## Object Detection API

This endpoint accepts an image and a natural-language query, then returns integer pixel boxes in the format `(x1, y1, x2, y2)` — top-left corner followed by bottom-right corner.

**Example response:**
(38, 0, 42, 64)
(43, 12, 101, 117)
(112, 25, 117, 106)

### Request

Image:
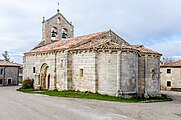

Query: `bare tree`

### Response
(2, 51, 10, 61)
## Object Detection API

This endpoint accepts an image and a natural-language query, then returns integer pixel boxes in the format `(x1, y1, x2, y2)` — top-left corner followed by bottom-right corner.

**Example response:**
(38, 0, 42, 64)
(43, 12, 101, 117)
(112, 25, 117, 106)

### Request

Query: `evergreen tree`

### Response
(2, 51, 10, 61)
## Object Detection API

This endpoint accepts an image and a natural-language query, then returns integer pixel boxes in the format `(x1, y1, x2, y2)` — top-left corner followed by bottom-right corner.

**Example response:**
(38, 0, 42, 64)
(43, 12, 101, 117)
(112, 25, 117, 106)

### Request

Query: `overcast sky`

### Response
(0, 0, 181, 63)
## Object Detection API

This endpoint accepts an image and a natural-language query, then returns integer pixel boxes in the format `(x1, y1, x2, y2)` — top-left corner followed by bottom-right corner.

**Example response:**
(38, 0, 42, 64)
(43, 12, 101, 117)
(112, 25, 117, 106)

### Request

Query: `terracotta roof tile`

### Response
(70, 39, 134, 50)
(132, 45, 160, 54)
(161, 60, 181, 67)
(25, 30, 160, 55)
(26, 30, 110, 53)
(0, 60, 21, 67)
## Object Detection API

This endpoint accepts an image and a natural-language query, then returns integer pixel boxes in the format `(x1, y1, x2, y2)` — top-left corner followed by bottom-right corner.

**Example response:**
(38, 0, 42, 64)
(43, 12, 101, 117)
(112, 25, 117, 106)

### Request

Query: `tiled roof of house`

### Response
(0, 60, 21, 67)
(131, 45, 160, 54)
(25, 30, 160, 55)
(161, 60, 181, 67)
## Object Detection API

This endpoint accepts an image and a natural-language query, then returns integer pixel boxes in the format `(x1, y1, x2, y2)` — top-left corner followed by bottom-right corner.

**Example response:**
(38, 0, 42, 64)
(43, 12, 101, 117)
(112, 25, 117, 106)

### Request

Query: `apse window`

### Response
(152, 69, 156, 80)
(167, 81, 171, 87)
(61, 60, 63, 68)
(33, 67, 36, 73)
(80, 69, 83, 78)
(167, 69, 171, 74)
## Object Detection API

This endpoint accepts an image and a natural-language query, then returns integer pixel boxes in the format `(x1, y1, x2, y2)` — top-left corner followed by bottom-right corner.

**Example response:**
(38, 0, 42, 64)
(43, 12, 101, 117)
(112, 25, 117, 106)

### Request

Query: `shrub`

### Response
(20, 78, 34, 89)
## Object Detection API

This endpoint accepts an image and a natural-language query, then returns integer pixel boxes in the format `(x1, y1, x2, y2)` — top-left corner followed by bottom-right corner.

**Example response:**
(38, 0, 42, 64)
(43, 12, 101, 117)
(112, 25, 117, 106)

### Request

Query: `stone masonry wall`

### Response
(55, 52, 66, 91)
(160, 67, 181, 90)
(71, 51, 97, 93)
(42, 12, 74, 44)
(97, 52, 117, 96)
(145, 56, 160, 96)
(120, 51, 138, 97)
(138, 55, 145, 97)
(24, 53, 56, 89)
(24, 50, 161, 98)
(4, 67, 19, 85)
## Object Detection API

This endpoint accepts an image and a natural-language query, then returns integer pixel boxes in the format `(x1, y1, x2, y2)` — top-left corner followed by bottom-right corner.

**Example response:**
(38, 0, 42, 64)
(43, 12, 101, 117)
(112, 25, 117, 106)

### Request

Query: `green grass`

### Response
(17, 88, 172, 103)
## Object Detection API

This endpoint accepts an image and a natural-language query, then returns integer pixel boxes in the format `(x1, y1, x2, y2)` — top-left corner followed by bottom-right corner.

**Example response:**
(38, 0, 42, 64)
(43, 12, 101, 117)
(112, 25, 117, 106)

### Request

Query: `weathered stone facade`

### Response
(39, 9, 74, 47)
(23, 9, 161, 98)
(160, 60, 181, 90)
(0, 60, 20, 86)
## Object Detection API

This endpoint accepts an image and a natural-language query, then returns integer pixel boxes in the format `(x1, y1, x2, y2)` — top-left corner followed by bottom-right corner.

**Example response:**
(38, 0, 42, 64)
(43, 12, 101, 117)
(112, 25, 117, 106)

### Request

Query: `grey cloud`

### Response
(0, 0, 181, 63)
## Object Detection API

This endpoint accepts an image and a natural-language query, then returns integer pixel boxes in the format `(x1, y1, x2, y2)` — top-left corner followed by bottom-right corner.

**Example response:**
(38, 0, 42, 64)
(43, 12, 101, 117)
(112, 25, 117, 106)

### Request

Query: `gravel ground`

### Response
(0, 86, 181, 120)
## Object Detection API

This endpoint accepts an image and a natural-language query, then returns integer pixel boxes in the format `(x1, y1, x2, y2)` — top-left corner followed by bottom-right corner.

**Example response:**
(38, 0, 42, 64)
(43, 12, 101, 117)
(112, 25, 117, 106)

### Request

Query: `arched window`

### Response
(57, 17, 60, 24)
(152, 69, 157, 80)
(51, 27, 57, 40)
(62, 28, 68, 38)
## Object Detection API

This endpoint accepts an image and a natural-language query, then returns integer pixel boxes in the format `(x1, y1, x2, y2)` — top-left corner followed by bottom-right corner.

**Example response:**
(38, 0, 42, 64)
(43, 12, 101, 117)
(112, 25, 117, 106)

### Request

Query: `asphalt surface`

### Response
(0, 86, 181, 120)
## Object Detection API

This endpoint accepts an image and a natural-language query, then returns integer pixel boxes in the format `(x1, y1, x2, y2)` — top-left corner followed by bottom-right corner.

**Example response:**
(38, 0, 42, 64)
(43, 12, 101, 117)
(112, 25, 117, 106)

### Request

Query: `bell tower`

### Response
(42, 9, 74, 45)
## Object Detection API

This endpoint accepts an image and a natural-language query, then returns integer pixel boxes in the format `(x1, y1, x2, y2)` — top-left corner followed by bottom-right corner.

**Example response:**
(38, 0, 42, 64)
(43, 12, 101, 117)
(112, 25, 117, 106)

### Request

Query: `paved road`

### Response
(161, 90, 181, 101)
(0, 87, 181, 120)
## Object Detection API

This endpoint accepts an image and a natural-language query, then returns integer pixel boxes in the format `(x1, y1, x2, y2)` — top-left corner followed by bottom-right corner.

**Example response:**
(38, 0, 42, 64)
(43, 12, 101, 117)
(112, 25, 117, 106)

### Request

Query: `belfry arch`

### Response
(40, 63, 50, 89)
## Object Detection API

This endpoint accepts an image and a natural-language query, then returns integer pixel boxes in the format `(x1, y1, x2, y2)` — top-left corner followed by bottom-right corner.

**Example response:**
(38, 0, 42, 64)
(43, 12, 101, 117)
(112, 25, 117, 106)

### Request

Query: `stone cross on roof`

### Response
(57, 1, 60, 12)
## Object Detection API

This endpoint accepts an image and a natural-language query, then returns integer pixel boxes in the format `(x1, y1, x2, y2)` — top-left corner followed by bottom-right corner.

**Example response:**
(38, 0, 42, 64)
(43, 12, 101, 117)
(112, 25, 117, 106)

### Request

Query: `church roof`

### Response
(25, 30, 160, 55)
(131, 45, 160, 54)
(161, 60, 181, 67)
(0, 60, 21, 67)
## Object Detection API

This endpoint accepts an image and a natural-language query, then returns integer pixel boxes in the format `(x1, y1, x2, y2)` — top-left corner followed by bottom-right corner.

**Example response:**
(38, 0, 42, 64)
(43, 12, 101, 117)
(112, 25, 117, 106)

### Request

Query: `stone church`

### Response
(23, 9, 161, 98)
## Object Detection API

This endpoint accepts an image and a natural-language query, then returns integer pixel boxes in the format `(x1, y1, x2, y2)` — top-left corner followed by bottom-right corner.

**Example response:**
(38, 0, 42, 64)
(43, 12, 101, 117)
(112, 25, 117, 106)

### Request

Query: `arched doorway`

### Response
(40, 63, 49, 89)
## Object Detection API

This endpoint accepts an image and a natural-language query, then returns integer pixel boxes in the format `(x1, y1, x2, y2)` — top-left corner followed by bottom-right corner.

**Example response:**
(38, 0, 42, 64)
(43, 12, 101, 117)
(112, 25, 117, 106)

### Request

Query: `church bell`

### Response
(62, 32, 68, 38)
(51, 30, 57, 37)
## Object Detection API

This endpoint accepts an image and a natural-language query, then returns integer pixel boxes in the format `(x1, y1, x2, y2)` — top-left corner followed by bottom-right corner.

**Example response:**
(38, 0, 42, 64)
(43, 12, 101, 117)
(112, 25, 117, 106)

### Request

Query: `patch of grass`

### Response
(17, 88, 36, 93)
(17, 89, 172, 103)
